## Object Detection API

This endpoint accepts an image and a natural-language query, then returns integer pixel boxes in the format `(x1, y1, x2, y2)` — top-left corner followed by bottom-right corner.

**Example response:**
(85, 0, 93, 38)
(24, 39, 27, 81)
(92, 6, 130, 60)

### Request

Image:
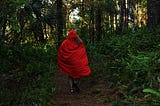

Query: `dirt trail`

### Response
(53, 72, 111, 106)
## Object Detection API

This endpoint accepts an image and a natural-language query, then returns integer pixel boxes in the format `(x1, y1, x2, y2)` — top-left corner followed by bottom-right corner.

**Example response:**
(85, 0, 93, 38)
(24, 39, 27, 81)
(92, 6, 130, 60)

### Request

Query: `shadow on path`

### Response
(52, 72, 108, 106)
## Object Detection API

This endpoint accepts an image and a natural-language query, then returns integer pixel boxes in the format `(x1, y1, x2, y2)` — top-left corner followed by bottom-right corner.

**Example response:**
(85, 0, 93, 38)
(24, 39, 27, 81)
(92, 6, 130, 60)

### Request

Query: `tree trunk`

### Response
(95, 9, 102, 41)
(110, 13, 114, 32)
(56, 0, 63, 46)
(119, 0, 128, 32)
(2, 17, 7, 41)
(81, 0, 85, 27)
(89, 6, 95, 45)
(123, 0, 128, 32)
(147, 0, 160, 29)
(147, 0, 153, 29)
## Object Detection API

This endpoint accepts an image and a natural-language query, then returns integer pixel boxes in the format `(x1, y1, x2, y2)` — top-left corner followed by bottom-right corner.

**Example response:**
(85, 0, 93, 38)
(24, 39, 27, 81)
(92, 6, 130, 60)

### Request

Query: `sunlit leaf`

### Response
(143, 88, 160, 97)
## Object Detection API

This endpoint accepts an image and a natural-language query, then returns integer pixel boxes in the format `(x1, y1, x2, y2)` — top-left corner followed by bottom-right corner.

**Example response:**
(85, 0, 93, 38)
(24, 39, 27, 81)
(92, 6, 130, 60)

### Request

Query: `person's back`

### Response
(57, 30, 91, 93)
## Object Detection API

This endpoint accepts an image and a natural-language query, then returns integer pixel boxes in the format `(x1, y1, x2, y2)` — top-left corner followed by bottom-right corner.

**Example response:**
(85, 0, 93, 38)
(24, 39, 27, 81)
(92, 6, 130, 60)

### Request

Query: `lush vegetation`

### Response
(0, 0, 160, 105)
(1, 29, 160, 105)
(89, 28, 160, 105)
(0, 44, 57, 105)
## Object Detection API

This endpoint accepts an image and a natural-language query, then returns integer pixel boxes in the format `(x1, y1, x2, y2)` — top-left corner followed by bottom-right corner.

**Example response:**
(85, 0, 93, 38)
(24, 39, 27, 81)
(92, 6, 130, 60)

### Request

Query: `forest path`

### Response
(52, 72, 113, 106)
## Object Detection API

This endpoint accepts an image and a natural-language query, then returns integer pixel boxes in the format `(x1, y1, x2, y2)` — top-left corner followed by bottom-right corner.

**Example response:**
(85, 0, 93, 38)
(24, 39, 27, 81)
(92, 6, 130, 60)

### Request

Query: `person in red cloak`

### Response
(57, 30, 91, 93)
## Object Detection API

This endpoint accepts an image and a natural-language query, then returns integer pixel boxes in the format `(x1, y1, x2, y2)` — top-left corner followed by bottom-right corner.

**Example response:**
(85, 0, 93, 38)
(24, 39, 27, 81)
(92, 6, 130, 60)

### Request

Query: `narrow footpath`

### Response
(53, 72, 113, 106)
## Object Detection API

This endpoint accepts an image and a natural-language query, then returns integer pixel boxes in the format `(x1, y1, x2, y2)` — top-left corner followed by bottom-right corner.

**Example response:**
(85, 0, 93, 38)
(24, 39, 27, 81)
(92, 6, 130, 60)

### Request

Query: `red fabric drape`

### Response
(57, 30, 91, 78)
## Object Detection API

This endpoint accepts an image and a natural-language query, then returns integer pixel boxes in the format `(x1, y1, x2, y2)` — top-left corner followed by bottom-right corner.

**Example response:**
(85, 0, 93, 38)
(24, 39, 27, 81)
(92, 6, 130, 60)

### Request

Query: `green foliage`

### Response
(0, 0, 57, 44)
(143, 77, 160, 104)
(143, 88, 160, 97)
(0, 44, 56, 105)
(88, 28, 160, 105)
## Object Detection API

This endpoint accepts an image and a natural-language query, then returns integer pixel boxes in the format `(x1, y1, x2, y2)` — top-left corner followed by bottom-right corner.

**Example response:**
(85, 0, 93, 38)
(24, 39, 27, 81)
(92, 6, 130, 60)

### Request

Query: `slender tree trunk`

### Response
(38, 22, 44, 43)
(157, 1, 160, 25)
(2, 17, 7, 41)
(147, 0, 160, 29)
(115, 13, 118, 31)
(110, 13, 114, 32)
(19, 9, 25, 43)
(119, 0, 128, 32)
(95, 8, 102, 41)
(147, 0, 155, 29)
(125, 0, 128, 29)
(119, 0, 124, 32)
(123, 0, 128, 32)
(128, 0, 135, 32)
(81, 0, 85, 27)
(56, 0, 63, 46)
(89, 6, 94, 45)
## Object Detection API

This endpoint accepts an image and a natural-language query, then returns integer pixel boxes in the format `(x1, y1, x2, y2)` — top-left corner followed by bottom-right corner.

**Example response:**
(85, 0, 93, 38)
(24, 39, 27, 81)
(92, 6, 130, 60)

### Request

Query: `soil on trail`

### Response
(53, 72, 113, 106)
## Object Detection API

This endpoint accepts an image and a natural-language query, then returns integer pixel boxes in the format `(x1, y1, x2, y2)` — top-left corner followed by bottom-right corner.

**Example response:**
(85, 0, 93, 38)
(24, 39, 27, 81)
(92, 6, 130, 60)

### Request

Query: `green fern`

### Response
(143, 88, 160, 97)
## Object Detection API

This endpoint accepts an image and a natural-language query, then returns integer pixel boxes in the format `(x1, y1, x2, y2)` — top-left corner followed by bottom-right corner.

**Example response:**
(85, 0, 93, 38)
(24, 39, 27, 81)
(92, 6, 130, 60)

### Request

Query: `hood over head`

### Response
(67, 30, 77, 39)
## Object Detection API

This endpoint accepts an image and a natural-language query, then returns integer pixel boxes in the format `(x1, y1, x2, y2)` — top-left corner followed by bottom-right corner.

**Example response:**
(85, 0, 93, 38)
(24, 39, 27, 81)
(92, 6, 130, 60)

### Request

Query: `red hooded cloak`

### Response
(57, 30, 91, 78)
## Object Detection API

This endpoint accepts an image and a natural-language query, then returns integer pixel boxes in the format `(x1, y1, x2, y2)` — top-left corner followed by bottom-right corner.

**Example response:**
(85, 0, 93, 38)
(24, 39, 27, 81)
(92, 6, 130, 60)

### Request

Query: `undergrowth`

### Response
(0, 44, 57, 106)
(88, 28, 160, 105)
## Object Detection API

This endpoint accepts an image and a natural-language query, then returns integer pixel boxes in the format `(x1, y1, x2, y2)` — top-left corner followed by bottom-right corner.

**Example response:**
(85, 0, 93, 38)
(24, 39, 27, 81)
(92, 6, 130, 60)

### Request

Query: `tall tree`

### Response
(95, 1, 103, 41)
(147, 0, 160, 29)
(89, 2, 95, 45)
(119, 0, 128, 32)
(56, 0, 63, 46)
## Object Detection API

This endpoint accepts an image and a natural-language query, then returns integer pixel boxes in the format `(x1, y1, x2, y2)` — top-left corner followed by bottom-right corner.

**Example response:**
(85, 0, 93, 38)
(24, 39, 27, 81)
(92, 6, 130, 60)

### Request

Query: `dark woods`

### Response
(1, 0, 160, 45)
(0, 0, 160, 106)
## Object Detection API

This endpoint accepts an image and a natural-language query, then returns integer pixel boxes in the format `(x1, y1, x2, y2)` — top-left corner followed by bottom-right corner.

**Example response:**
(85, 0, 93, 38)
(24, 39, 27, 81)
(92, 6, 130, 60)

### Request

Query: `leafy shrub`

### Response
(88, 28, 160, 104)
(0, 44, 57, 106)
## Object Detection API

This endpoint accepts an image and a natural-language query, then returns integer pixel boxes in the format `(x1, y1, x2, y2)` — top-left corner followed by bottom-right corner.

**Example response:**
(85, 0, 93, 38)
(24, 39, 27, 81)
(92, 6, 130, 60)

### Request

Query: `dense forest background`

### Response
(0, 0, 160, 106)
